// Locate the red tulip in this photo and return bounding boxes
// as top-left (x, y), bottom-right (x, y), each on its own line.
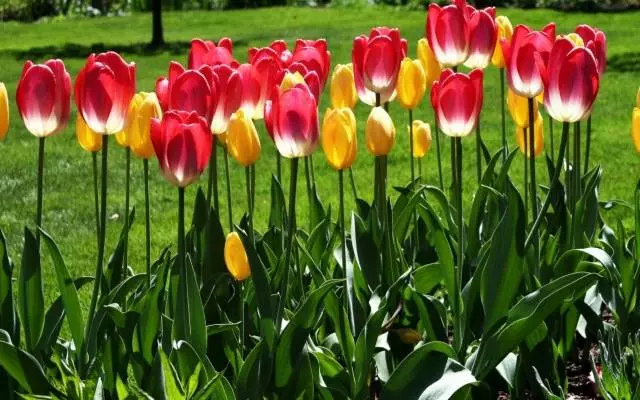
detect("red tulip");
top-left (75, 51), bottom-right (136, 135)
top-left (265, 83), bottom-right (319, 158)
top-left (285, 63), bottom-right (322, 102)
top-left (430, 69), bottom-right (483, 137)
top-left (426, 0), bottom-right (470, 68)
top-left (150, 110), bottom-right (212, 188)
top-left (352, 27), bottom-right (407, 105)
top-left (501, 23), bottom-right (555, 98)
top-left (189, 38), bottom-right (236, 69)
top-left (211, 64), bottom-right (243, 134)
top-left (463, 5), bottom-right (497, 69)
top-left (16, 59), bottom-right (71, 137)
top-left (249, 40), bottom-right (292, 67)
top-left (157, 61), bottom-right (217, 125)
top-left (291, 39), bottom-right (331, 86)
top-left (237, 63), bottom-right (261, 119)
top-left (542, 38), bottom-right (599, 123)
top-left (575, 25), bottom-right (606, 77)
top-left (246, 47), bottom-right (285, 119)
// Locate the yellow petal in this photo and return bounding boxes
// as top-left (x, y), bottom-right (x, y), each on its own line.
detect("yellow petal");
top-left (492, 16), bottom-right (513, 68)
top-left (632, 107), bottom-right (640, 153)
top-left (366, 107), bottom-right (395, 156)
top-left (281, 72), bottom-right (306, 91)
top-left (507, 89), bottom-right (538, 128)
top-left (0, 83), bottom-right (8, 141)
top-left (76, 113), bottom-right (103, 153)
top-left (227, 109), bottom-right (261, 167)
top-left (397, 58), bottom-right (427, 110)
top-left (224, 232), bottom-right (251, 281)
top-left (417, 39), bottom-right (442, 90)
top-left (411, 120), bottom-right (432, 158)
top-left (130, 92), bottom-right (162, 159)
top-left (322, 107), bottom-right (357, 170)
top-left (516, 112), bottom-right (544, 158)
top-left (330, 64), bottom-right (358, 109)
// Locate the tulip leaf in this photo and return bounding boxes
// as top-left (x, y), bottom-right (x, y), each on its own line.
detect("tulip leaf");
top-left (173, 256), bottom-right (207, 359)
top-left (269, 174), bottom-right (287, 232)
top-left (39, 228), bottom-right (86, 352)
top-left (414, 262), bottom-right (442, 294)
top-left (274, 279), bottom-right (340, 388)
top-left (353, 306), bottom-right (387, 399)
top-left (0, 229), bottom-right (17, 341)
top-left (18, 227), bottom-right (44, 351)
top-left (0, 332), bottom-right (56, 395)
top-left (237, 339), bottom-right (265, 400)
top-left (160, 348), bottom-right (185, 400)
top-left (351, 213), bottom-right (380, 290)
top-left (139, 253), bottom-right (171, 365)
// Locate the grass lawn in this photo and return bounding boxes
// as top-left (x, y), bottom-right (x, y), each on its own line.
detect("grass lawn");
top-left (0, 6), bottom-right (639, 306)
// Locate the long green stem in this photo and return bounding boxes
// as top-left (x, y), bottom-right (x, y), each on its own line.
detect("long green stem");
top-left (475, 119), bottom-right (482, 183)
top-left (409, 110), bottom-right (418, 277)
top-left (434, 120), bottom-right (444, 191)
top-left (348, 167), bottom-right (358, 201)
top-left (239, 281), bottom-right (244, 357)
top-left (245, 166), bottom-right (254, 246)
top-left (123, 147), bottom-right (130, 274)
top-left (36, 137), bottom-right (45, 244)
top-left (500, 68), bottom-right (507, 160)
top-left (418, 157), bottom-right (422, 181)
top-left (584, 115), bottom-right (591, 175)
top-left (452, 137), bottom-right (463, 353)
top-left (178, 187), bottom-right (185, 271)
top-left (309, 153), bottom-right (316, 189)
top-left (276, 158), bottom-right (298, 333)
top-left (524, 128), bottom-right (529, 227)
top-left (409, 110), bottom-right (415, 185)
top-left (276, 151), bottom-right (282, 184)
top-left (223, 146), bottom-right (232, 232)
top-left (528, 98), bottom-right (540, 277)
top-left (549, 115), bottom-right (555, 161)
top-left (525, 122), bottom-right (569, 248)
top-left (207, 140), bottom-right (218, 213)
top-left (143, 159), bottom-right (151, 287)
top-left (574, 121), bottom-right (581, 212)
top-left (92, 152), bottom-right (100, 249)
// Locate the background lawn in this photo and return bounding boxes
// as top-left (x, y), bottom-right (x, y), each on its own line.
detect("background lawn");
top-left (0, 6), bottom-right (639, 306)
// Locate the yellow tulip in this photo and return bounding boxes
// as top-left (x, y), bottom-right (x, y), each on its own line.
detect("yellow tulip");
top-left (632, 107), bottom-right (640, 153)
top-left (417, 38), bottom-right (442, 89)
top-left (224, 232), bottom-right (251, 281)
top-left (397, 58), bottom-right (427, 110)
top-left (492, 16), bottom-right (513, 69)
top-left (562, 33), bottom-right (584, 47)
top-left (76, 114), bottom-right (103, 153)
top-left (366, 107), bottom-right (395, 156)
top-left (516, 112), bottom-right (544, 158)
top-left (330, 64), bottom-right (358, 109)
top-left (0, 83), bottom-right (8, 141)
top-left (281, 72), bottom-right (306, 91)
top-left (507, 89), bottom-right (538, 128)
top-left (126, 92), bottom-right (162, 159)
top-left (322, 107), bottom-right (357, 170)
top-left (411, 120), bottom-right (432, 158)
top-left (227, 109), bottom-right (261, 167)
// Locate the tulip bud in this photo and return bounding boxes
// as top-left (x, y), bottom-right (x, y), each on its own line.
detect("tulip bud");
top-left (632, 107), bottom-right (640, 153)
top-left (281, 71), bottom-right (306, 91)
top-left (411, 120), bottom-right (432, 158)
top-left (227, 109), bottom-right (261, 167)
top-left (366, 107), bottom-right (395, 156)
top-left (417, 39), bottom-right (442, 90)
top-left (516, 112), bottom-right (544, 158)
top-left (507, 89), bottom-right (538, 129)
top-left (126, 92), bottom-right (162, 159)
top-left (397, 58), bottom-right (427, 110)
top-left (330, 64), bottom-right (358, 109)
top-left (224, 232), bottom-right (251, 281)
top-left (492, 16), bottom-right (513, 68)
top-left (322, 107), bottom-right (357, 170)
top-left (0, 83), bottom-right (8, 141)
top-left (76, 114), bottom-right (103, 153)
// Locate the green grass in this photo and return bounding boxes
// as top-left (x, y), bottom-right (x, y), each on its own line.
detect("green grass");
top-left (0, 6), bottom-right (639, 306)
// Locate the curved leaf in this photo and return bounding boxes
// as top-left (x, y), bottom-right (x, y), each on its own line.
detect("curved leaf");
top-left (18, 228), bottom-right (43, 351)
top-left (0, 336), bottom-right (55, 395)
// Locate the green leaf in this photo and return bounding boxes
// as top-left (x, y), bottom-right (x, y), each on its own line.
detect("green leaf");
top-left (237, 340), bottom-right (264, 400)
top-left (382, 341), bottom-right (478, 400)
top-left (18, 228), bottom-right (43, 351)
top-left (39, 228), bottom-right (86, 352)
top-left (275, 279), bottom-right (340, 388)
top-left (173, 257), bottom-right (207, 358)
top-left (0, 333), bottom-right (55, 394)
top-left (0, 229), bottom-right (17, 341)
top-left (351, 214), bottom-right (381, 290)
top-left (269, 174), bottom-right (287, 231)
top-left (353, 307), bottom-right (387, 399)
top-left (414, 263), bottom-right (442, 294)
top-left (495, 353), bottom-right (518, 390)
top-left (139, 255), bottom-right (171, 365)
top-left (471, 272), bottom-right (601, 379)
top-left (160, 349), bottom-right (185, 400)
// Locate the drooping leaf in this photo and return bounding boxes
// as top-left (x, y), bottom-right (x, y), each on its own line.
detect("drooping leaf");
top-left (0, 333), bottom-right (56, 395)
top-left (18, 228), bottom-right (43, 351)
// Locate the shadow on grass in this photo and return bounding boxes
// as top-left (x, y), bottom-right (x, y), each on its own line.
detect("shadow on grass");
top-left (607, 52), bottom-right (640, 73)
top-left (4, 39), bottom-right (248, 61)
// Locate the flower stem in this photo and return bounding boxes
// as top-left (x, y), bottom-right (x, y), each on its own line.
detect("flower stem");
top-left (584, 115), bottom-right (591, 175)
top-left (524, 128), bottom-right (529, 225)
top-left (409, 110), bottom-right (418, 277)
top-left (452, 136), bottom-right (463, 353)
top-left (476, 119), bottom-right (482, 183)
top-left (245, 166), bottom-right (254, 246)
top-left (348, 167), bottom-right (358, 201)
top-left (92, 151), bottom-right (100, 249)
top-left (434, 119), bottom-right (444, 191)
top-left (123, 147), bottom-right (130, 275)
top-left (207, 140), bottom-right (218, 214)
top-left (500, 68), bottom-right (507, 160)
top-left (409, 110), bottom-right (415, 185)
top-left (276, 158), bottom-right (298, 333)
top-left (35, 137), bottom-right (45, 244)
top-left (549, 114), bottom-right (555, 160)
top-left (239, 281), bottom-right (244, 357)
top-left (143, 159), bottom-right (151, 287)
top-left (223, 146), bottom-right (233, 232)
top-left (528, 98), bottom-right (540, 277)
top-left (276, 151), bottom-right (282, 184)
top-left (574, 121), bottom-right (581, 212)
top-left (178, 187), bottom-right (185, 272)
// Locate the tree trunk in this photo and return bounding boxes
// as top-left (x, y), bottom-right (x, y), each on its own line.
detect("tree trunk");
top-left (151, 0), bottom-right (165, 47)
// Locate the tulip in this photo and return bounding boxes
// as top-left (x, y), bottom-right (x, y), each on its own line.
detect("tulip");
top-left (76, 114), bottom-right (102, 153)
top-left (516, 112), bottom-right (544, 158)
top-left (507, 88), bottom-right (538, 129)
top-left (330, 64), bottom-right (358, 109)
top-left (124, 92), bottom-right (162, 160)
top-left (430, 69), bottom-right (484, 138)
top-left (281, 71), bottom-right (307, 90)
top-left (227, 110), bottom-right (261, 167)
top-left (412, 120), bottom-right (432, 158)
top-left (17, 59), bottom-right (71, 137)
top-left (352, 27), bottom-right (407, 105)
top-left (492, 16), bottom-right (513, 69)
top-left (291, 39), bottom-right (331, 87)
top-left (155, 77), bottom-right (169, 112)
top-left (249, 41), bottom-right (292, 68)
top-left (575, 25), bottom-right (607, 77)
top-left (397, 58), bottom-right (427, 110)
top-left (0, 83), bottom-right (9, 141)
top-left (463, 6), bottom-right (497, 69)
top-left (365, 107), bottom-right (395, 156)
top-left (417, 39), bottom-right (442, 90)
top-left (189, 38), bottom-right (235, 69)
top-left (632, 107), bottom-right (640, 153)
top-left (543, 38), bottom-right (600, 123)
top-left (501, 23), bottom-right (555, 98)
top-left (247, 47), bottom-right (285, 120)
top-left (265, 83), bottom-right (319, 159)
top-left (211, 64), bottom-right (243, 135)
top-left (238, 63), bottom-right (262, 120)
top-left (322, 107), bottom-right (357, 170)
top-left (224, 232), bottom-right (251, 281)
top-left (151, 110), bottom-right (212, 188)
top-left (286, 64), bottom-right (321, 102)
top-left (426, 0), bottom-right (470, 68)
top-left (75, 52), bottom-right (136, 135)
